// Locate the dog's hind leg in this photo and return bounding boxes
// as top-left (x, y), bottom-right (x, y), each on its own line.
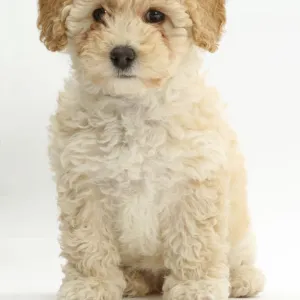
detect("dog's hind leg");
top-left (228, 151), bottom-right (265, 298)
top-left (229, 231), bottom-right (265, 298)
top-left (123, 268), bottom-right (164, 297)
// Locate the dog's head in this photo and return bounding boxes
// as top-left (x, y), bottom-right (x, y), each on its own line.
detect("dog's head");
top-left (38, 0), bottom-right (225, 93)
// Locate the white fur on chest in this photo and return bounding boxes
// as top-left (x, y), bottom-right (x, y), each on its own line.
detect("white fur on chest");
top-left (91, 99), bottom-right (181, 260)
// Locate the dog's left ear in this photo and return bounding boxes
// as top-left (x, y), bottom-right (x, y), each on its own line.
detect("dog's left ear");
top-left (185, 0), bottom-right (226, 52)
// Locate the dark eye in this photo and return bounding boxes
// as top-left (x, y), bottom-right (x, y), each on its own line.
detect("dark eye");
top-left (92, 7), bottom-right (106, 22)
top-left (145, 10), bottom-right (165, 23)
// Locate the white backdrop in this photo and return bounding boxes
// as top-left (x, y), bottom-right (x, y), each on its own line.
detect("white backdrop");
top-left (0, 0), bottom-right (300, 298)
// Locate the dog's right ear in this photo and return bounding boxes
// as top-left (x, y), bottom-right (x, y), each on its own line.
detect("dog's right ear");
top-left (37, 0), bottom-right (72, 52)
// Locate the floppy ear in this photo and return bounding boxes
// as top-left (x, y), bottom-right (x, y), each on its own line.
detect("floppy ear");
top-left (37, 0), bottom-right (72, 52)
top-left (185, 0), bottom-right (226, 52)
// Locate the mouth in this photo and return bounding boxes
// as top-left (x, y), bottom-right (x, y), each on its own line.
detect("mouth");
top-left (117, 73), bottom-right (136, 79)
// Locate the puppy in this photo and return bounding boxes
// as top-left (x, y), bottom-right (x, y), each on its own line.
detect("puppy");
top-left (37, 0), bottom-right (265, 299)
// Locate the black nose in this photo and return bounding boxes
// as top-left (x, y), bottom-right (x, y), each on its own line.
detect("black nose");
top-left (110, 46), bottom-right (136, 70)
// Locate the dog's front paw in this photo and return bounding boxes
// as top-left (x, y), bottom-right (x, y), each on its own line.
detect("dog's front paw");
top-left (163, 276), bottom-right (229, 300)
top-left (58, 276), bottom-right (125, 300)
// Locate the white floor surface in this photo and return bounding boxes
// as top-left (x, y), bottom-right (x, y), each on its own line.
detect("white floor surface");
top-left (1, 295), bottom-right (300, 300)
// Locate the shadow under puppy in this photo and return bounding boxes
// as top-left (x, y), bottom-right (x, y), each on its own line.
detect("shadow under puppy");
top-left (37, 0), bottom-right (265, 299)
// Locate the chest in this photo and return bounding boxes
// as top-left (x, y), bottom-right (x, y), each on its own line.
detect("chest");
top-left (88, 103), bottom-right (186, 191)
top-left (88, 106), bottom-right (184, 259)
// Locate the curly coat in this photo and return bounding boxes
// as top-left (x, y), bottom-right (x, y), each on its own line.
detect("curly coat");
top-left (37, 0), bottom-right (265, 299)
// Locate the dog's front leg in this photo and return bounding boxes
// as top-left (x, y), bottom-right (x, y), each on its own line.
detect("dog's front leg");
top-left (162, 176), bottom-right (230, 300)
top-left (57, 176), bottom-right (125, 300)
